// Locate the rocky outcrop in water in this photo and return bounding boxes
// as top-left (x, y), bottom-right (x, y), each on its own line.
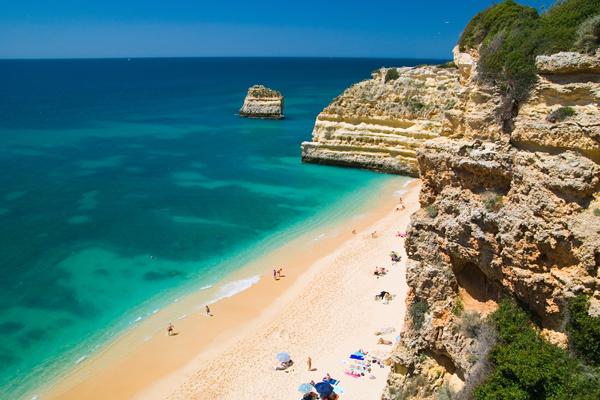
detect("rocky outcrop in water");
top-left (301, 66), bottom-right (461, 176)
top-left (381, 47), bottom-right (600, 399)
top-left (239, 85), bottom-right (284, 119)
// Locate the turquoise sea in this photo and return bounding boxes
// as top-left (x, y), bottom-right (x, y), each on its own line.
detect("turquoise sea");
top-left (0, 57), bottom-right (438, 398)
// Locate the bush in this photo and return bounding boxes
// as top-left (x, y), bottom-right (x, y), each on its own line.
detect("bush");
top-left (459, 0), bottom-right (538, 52)
top-left (385, 68), bottom-right (400, 83)
top-left (459, 0), bottom-right (600, 131)
top-left (437, 382), bottom-right (454, 400)
top-left (405, 97), bottom-right (427, 113)
top-left (547, 106), bottom-right (576, 122)
top-left (460, 311), bottom-right (484, 338)
top-left (537, 0), bottom-right (600, 54)
top-left (426, 204), bottom-right (438, 218)
top-left (473, 299), bottom-right (600, 400)
top-left (594, 208), bottom-right (600, 216)
top-left (410, 300), bottom-right (429, 330)
top-left (438, 61), bottom-right (457, 69)
top-left (483, 193), bottom-right (504, 212)
top-left (452, 296), bottom-right (464, 316)
top-left (574, 14), bottom-right (600, 53)
top-left (567, 295), bottom-right (600, 366)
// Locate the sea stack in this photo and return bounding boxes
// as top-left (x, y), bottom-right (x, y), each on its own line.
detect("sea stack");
top-left (239, 85), bottom-right (284, 119)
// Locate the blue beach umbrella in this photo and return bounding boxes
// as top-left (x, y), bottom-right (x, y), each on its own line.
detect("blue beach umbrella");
top-left (276, 352), bottom-right (291, 363)
top-left (298, 383), bottom-right (314, 393)
top-left (314, 382), bottom-right (334, 397)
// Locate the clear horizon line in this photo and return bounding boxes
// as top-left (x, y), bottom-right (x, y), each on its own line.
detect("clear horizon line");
top-left (0, 55), bottom-right (452, 61)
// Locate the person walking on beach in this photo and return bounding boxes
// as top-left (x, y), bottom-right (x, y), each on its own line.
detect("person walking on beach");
top-left (277, 268), bottom-right (283, 278)
top-left (399, 197), bottom-right (405, 210)
top-left (167, 323), bottom-right (175, 336)
top-left (273, 268), bottom-right (278, 280)
top-left (307, 356), bottom-right (313, 371)
top-left (205, 305), bottom-right (212, 316)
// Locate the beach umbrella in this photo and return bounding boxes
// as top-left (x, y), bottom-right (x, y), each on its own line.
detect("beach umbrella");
top-left (298, 383), bottom-right (314, 393)
top-left (314, 382), bottom-right (334, 397)
top-left (276, 352), bottom-right (291, 363)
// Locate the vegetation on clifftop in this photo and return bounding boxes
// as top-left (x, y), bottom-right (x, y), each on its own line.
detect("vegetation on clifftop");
top-left (567, 295), bottom-right (600, 366)
top-left (385, 68), bottom-right (400, 83)
top-left (459, 0), bottom-right (600, 130)
top-left (474, 300), bottom-right (600, 400)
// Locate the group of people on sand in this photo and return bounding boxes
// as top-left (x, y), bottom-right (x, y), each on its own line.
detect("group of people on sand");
top-left (395, 197), bottom-right (405, 212)
top-left (300, 373), bottom-right (340, 400)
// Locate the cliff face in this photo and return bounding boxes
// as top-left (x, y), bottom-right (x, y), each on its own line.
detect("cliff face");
top-left (382, 49), bottom-right (600, 399)
top-left (239, 85), bottom-right (284, 119)
top-left (301, 66), bottom-right (462, 176)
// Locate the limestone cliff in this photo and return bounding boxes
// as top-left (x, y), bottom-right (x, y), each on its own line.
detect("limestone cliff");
top-left (301, 66), bottom-right (462, 176)
top-left (382, 49), bottom-right (600, 399)
top-left (239, 85), bottom-right (284, 119)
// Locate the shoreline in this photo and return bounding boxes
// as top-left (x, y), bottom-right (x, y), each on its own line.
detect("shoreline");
top-left (36, 177), bottom-right (420, 400)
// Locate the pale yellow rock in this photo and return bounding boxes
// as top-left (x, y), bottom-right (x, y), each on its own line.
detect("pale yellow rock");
top-left (378, 51), bottom-right (600, 400)
top-left (301, 65), bottom-right (461, 176)
top-left (239, 85), bottom-right (284, 119)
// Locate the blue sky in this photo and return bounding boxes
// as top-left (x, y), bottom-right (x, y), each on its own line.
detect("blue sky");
top-left (0, 0), bottom-right (550, 59)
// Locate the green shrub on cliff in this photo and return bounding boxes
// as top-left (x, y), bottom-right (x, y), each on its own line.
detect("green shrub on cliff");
top-left (474, 299), bottom-right (600, 400)
top-left (575, 15), bottom-right (600, 54)
top-left (567, 295), bottom-right (600, 366)
top-left (483, 193), bottom-right (504, 211)
top-left (452, 296), bottom-right (464, 316)
top-left (410, 300), bottom-right (428, 330)
top-left (459, 0), bottom-right (538, 52)
top-left (385, 68), bottom-right (400, 83)
top-left (459, 0), bottom-right (600, 130)
top-left (547, 106), bottom-right (576, 122)
top-left (426, 204), bottom-right (438, 218)
top-left (438, 61), bottom-right (457, 69)
top-left (594, 208), bottom-right (600, 216)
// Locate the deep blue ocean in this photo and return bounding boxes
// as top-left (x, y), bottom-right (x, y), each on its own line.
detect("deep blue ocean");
top-left (0, 57), bottom-right (439, 398)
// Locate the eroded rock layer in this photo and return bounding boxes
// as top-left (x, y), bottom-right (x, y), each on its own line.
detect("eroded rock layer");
top-left (239, 85), bottom-right (284, 119)
top-left (382, 49), bottom-right (600, 399)
top-left (301, 66), bottom-right (462, 176)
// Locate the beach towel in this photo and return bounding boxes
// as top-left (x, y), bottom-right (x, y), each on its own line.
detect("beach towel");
top-left (349, 354), bottom-right (364, 360)
top-left (333, 386), bottom-right (345, 394)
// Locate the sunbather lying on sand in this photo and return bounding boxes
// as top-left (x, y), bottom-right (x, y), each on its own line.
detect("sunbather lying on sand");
top-left (377, 338), bottom-right (393, 345)
top-left (375, 291), bottom-right (390, 300)
top-left (275, 359), bottom-right (294, 371)
top-left (373, 267), bottom-right (388, 277)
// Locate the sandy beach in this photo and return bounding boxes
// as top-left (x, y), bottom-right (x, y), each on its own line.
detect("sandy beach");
top-left (39, 178), bottom-right (420, 400)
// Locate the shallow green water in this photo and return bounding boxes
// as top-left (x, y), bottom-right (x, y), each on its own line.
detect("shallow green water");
top-left (0, 57), bottom-right (432, 398)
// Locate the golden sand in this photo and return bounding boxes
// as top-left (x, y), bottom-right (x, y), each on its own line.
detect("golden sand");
top-left (40, 178), bottom-right (420, 400)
